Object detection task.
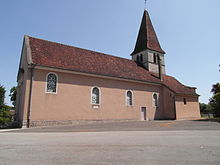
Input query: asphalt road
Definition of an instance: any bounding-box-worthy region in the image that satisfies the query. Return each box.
[0,130,220,165]
[0,120,220,165]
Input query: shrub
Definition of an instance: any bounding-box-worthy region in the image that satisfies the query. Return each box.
[0,105,13,126]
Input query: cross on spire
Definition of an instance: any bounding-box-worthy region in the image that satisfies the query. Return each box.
[144,0,147,10]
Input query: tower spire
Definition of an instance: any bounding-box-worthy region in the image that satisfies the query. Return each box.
[131,10,165,55]
[130,10,166,75]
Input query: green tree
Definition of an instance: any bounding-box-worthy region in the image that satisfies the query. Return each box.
[211,83,220,94]
[209,83,220,117]
[0,105,12,125]
[0,84,6,107]
[9,86,17,108]
[199,102,213,113]
[0,85,13,126]
[200,103,208,112]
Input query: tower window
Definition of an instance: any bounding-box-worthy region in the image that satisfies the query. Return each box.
[140,54,143,62]
[153,53,157,64]
[137,55,140,62]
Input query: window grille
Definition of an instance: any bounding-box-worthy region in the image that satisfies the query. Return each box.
[92,87,100,104]
[126,91,133,106]
[46,73,57,93]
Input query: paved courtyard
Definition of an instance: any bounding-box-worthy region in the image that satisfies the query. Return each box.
[0,120,220,165]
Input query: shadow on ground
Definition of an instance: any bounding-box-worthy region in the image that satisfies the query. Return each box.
[192,118,220,123]
[2,119,220,133]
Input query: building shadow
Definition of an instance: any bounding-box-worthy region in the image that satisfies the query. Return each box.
[191,118,220,123]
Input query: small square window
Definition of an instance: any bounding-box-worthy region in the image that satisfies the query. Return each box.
[183,98,187,105]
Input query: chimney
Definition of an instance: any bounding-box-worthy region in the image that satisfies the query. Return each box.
[157,55,162,80]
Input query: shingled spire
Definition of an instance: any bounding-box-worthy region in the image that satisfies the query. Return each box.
[131,10,165,55]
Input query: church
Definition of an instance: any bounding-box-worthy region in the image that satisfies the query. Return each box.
[15,10,200,127]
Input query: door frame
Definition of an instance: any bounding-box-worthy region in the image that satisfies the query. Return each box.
[140,107,147,121]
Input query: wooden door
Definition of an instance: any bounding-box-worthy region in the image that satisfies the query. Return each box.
[141,107,147,120]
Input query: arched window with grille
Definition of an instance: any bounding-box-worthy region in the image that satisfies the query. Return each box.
[46,73,58,93]
[153,93,158,107]
[91,87,100,105]
[126,90,133,106]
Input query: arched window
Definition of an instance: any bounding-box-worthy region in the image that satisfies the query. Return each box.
[91,87,100,104]
[153,93,158,107]
[46,73,57,93]
[126,90,133,106]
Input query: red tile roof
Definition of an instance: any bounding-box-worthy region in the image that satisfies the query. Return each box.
[131,10,165,55]
[162,75,197,95]
[28,36,197,96]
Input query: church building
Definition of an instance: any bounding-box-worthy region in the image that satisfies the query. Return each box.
[16,10,200,127]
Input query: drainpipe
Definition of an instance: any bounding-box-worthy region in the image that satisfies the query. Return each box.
[173,95,177,120]
[157,54,162,81]
[27,66,34,128]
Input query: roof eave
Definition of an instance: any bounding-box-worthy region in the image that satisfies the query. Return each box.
[131,47,166,56]
[32,64,163,87]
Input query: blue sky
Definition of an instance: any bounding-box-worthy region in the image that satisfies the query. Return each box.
[0,0,219,105]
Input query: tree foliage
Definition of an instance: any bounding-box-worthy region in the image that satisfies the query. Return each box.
[199,103,212,113]
[200,82,220,117]
[209,83,220,116]
[211,83,220,94]
[0,84,6,107]
[0,84,13,126]
[0,105,12,125]
[9,86,17,108]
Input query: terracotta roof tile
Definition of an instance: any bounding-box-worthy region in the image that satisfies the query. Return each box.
[28,36,196,96]
[162,75,197,95]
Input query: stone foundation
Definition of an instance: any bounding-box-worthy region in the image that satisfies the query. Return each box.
[22,119,137,128]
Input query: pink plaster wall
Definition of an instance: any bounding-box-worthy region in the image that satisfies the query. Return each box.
[30,69,164,122]
[175,96,200,120]
[16,47,32,126]
[162,87,176,119]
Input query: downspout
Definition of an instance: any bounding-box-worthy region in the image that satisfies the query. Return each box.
[173,95,177,120]
[27,66,34,128]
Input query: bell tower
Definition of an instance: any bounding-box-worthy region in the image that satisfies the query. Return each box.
[131,10,166,74]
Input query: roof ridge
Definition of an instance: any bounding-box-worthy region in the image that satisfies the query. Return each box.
[26,35,132,62]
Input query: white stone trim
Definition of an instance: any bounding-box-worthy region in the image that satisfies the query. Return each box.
[45,72,58,94]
